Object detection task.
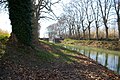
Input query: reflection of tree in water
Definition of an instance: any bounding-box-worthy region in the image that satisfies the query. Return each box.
[96,52,99,62]
[83,49,86,55]
[88,50,90,58]
[64,45,120,74]
[105,54,108,67]
[117,56,120,74]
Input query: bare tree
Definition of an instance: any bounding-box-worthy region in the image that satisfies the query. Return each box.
[91,0,101,40]
[113,0,120,40]
[31,0,61,42]
[47,0,117,40]
[62,5,74,37]
[75,10,81,39]
[84,0,94,40]
[98,0,112,40]
[71,0,87,39]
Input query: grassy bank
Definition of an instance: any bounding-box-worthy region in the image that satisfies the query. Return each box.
[0,40,120,80]
[0,33,9,58]
[62,39,120,51]
[0,29,9,40]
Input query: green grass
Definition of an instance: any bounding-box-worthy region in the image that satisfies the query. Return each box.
[63,38,120,51]
[61,42,120,56]
[37,40,81,63]
[6,40,78,63]
[0,31,9,40]
[36,48,56,62]
[0,29,10,45]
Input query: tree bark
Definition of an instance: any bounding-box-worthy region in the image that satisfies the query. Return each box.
[69,25,72,37]
[82,21,85,39]
[88,26,91,40]
[32,2,40,44]
[95,21,99,40]
[88,22,92,40]
[32,18,40,43]
[77,27,80,39]
[96,27,99,40]
[7,0,33,45]
[83,30,86,40]
[118,19,120,41]
[105,24,109,40]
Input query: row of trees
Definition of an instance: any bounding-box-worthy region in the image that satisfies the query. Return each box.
[48,0,120,40]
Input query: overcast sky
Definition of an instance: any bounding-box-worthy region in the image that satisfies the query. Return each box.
[0,10,11,33]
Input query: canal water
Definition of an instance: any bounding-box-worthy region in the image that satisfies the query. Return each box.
[63,45,120,74]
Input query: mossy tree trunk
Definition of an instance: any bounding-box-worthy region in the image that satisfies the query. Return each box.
[7,0,33,46]
[32,4,40,43]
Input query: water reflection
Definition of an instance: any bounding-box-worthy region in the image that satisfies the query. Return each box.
[117,56,120,74]
[64,46,120,74]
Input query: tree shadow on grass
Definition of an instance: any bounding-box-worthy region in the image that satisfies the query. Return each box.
[36,41,75,63]
[0,41,120,80]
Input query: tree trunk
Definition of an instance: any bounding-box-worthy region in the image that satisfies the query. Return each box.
[88,22,92,40]
[72,26,74,37]
[7,0,33,45]
[103,17,109,40]
[95,21,99,40]
[77,29,80,39]
[77,25,80,39]
[32,1,41,44]
[96,27,99,40]
[105,24,109,40]
[83,30,85,39]
[82,21,85,39]
[118,19,120,41]
[69,27,72,38]
[32,18,39,43]
[88,26,91,40]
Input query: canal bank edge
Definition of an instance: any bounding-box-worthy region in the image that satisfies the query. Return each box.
[62,39,120,51]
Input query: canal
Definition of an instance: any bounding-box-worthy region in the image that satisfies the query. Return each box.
[63,45,120,74]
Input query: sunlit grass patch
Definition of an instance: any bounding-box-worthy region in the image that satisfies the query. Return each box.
[36,50,55,62]
[39,40,82,63]
[0,29,10,40]
[63,43,120,56]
